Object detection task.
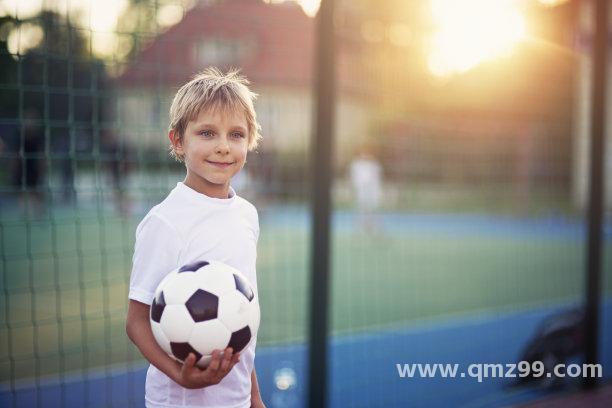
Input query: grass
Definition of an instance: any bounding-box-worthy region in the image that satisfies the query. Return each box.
[1,210,611,383]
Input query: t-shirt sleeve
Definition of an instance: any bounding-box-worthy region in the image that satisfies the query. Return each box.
[129,212,183,305]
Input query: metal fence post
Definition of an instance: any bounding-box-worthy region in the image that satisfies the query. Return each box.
[308,0,336,406]
[584,0,607,390]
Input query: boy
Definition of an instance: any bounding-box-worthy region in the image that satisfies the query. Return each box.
[126,67,265,408]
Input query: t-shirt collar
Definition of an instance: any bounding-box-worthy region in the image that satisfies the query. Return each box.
[175,182,236,205]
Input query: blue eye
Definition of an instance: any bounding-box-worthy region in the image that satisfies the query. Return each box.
[231,132,245,139]
[200,130,214,137]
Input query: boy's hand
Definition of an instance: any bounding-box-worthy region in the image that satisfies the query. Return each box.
[177,348,240,389]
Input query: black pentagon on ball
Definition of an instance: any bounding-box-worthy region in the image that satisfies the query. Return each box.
[178,260,210,273]
[170,342,202,362]
[150,291,166,323]
[233,274,254,302]
[228,326,251,353]
[185,289,218,322]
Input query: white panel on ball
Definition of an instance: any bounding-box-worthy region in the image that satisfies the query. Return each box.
[217,290,250,332]
[150,321,172,355]
[196,354,213,368]
[163,273,201,304]
[195,262,237,296]
[189,319,232,356]
[160,305,195,342]
[156,270,178,294]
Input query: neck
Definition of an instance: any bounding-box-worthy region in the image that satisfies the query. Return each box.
[183,174,230,199]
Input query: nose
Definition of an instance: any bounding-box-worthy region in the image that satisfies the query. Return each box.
[215,135,230,154]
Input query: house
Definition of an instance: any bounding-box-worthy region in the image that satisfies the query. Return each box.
[115,0,375,163]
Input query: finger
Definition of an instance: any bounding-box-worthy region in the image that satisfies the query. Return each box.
[181,353,195,373]
[207,350,222,372]
[219,348,233,372]
[230,351,241,365]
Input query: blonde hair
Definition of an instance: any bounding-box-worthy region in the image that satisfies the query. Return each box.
[168,67,262,161]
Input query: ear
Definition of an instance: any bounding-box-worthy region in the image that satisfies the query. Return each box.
[168,130,184,155]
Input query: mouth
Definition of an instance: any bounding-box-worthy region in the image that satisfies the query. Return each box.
[206,160,235,168]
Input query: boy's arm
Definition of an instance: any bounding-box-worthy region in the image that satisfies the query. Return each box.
[251,368,266,408]
[126,299,241,389]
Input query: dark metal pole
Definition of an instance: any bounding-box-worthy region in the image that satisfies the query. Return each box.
[308,0,336,407]
[584,0,607,390]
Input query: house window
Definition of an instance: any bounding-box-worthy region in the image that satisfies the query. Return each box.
[195,38,252,66]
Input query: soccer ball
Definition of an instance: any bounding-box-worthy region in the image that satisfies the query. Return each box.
[150,260,260,368]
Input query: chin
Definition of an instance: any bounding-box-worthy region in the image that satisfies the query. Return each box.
[206,177,231,186]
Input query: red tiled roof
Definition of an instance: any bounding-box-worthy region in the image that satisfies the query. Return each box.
[116,0,315,90]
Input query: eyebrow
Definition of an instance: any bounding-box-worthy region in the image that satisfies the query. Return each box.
[194,123,247,133]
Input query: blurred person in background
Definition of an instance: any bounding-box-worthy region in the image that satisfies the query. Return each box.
[350,145,383,233]
[12,108,46,217]
[102,130,132,216]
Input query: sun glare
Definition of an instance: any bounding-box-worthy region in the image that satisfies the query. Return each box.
[295,0,320,17]
[7,23,44,56]
[428,0,526,77]
[537,0,570,6]
[263,0,320,17]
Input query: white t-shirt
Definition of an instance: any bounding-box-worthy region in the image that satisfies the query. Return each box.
[350,156,382,211]
[129,182,259,408]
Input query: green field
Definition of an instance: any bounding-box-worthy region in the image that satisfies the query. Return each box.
[1,212,611,382]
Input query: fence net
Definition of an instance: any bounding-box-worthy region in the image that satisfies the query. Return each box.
[0,0,611,407]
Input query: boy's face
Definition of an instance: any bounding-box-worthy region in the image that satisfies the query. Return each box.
[172,107,249,198]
